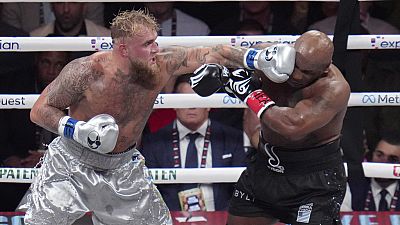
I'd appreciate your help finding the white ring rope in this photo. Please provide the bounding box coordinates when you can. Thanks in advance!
[0,162,399,184]
[0,0,380,3]
[0,35,398,52]
[0,92,399,109]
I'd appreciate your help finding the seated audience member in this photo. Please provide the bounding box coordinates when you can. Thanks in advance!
[341,132,400,211]
[144,2,210,36]
[141,74,247,211]
[211,1,299,35]
[309,2,399,34]
[30,3,109,60]
[1,2,104,33]
[30,2,109,37]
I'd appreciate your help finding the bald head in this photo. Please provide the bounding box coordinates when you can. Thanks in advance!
[295,30,334,73]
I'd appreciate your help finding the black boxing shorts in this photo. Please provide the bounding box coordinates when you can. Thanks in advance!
[228,137,346,225]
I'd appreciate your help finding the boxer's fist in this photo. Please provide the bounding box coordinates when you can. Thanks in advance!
[58,114,119,153]
[190,63,230,97]
[226,68,275,118]
[243,44,295,83]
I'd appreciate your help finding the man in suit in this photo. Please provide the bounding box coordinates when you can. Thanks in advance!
[341,132,400,211]
[141,74,247,211]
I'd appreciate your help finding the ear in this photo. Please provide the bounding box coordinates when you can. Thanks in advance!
[117,43,128,57]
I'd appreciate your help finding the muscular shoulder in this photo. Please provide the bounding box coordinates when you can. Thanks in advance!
[313,65,350,108]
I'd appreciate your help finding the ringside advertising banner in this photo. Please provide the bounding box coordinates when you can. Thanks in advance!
[1,212,400,225]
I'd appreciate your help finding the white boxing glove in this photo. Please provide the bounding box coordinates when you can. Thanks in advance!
[58,114,119,153]
[243,44,296,83]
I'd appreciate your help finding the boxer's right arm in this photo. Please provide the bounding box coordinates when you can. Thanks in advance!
[30,57,94,135]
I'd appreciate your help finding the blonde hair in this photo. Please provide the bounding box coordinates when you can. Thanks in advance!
[110,9,159,41]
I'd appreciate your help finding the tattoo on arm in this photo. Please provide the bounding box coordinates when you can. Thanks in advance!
[47,57,95,109]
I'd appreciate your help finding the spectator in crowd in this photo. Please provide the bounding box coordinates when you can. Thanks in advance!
[211,1,299,35]
[144,2,210,36]
[308,2,399,34]
[30,2,109,37]
[29,3,109,60]
[1,2,105,33]
[341,132,400,211]
[140,74,247,211]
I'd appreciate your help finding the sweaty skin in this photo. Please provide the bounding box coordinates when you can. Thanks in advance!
[30,27,246,153]
[258,31,350,148]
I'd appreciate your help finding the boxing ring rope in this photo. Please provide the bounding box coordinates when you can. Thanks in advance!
[1,92,400,109]
[1,34,399,186]
[1,162,400,184]
[0,0,380,2]
[0,35,399,51]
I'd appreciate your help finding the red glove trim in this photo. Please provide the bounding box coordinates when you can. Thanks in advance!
[244,90,275,118]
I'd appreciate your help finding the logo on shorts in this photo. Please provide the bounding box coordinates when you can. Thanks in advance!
[297,203,313,223]
[263,144,284,173]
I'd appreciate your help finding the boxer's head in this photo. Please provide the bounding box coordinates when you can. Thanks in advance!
[289,30,333,87]
[111,10,160,68]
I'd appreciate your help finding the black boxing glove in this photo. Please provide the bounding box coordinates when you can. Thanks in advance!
[225,68,275,118]
[190,63,230,97]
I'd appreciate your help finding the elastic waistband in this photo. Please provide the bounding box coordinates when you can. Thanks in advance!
[258,138,342,174]
[58,137,135,170]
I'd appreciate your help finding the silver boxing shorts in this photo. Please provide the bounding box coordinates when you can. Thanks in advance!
[24,136,172,225]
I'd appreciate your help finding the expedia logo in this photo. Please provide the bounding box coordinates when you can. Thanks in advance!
[362,95,376,103]
[91,37,113,50]
[370,36,400,49]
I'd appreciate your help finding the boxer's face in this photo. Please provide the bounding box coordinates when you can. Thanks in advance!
[175,83,210,131]
[123,27,159,68]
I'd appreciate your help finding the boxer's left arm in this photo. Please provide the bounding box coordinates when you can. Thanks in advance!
[158,44,295,84]
[157,45,246,77]
[30,57,94,134]
[261,71,351,141]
